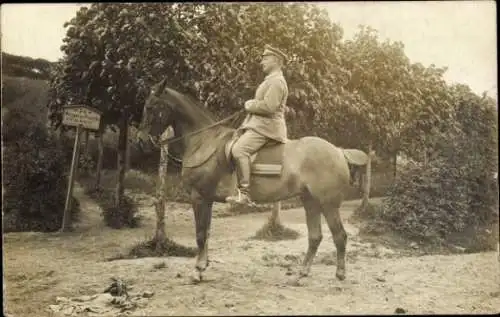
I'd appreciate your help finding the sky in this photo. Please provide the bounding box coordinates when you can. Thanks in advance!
[1,2,497,98]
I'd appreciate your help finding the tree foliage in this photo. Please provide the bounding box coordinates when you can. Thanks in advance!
[47,3,356,138]
[47,4,150,129]
[334,26,413,152]
[399,62,455,162]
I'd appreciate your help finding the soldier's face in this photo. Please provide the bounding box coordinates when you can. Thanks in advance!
[260,55,279,73]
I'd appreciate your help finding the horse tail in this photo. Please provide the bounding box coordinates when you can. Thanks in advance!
[341,149,369,186]
[341,149,369,166]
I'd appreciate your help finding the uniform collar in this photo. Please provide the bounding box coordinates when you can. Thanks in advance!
[265,69,283,80]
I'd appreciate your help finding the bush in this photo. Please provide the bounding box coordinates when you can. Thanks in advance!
[2,108,79,232]
[382,91,498,246]
[383,161,466,241]
[79,152,96,176]
[103,196,141,229]
[85,188,141,229]
[383,158,498,244]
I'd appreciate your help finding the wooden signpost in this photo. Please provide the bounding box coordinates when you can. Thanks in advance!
[60,105,102,232]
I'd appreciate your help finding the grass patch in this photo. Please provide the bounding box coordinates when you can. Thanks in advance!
[252,221,301,241]
[107,237,197,261]
[352,201,383,221]
[152,261,167,270]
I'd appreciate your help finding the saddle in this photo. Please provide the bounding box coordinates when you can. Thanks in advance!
[225,137,286,176]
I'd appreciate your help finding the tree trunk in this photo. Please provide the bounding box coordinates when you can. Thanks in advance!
[154,142,169,248]
[58,126,65,140]
[361,144,374,210]
[125,126,131,171]
[268,202,281,226]
[80,130,91,177]
[392,151,398,179]
[95,125,105,190]
[356,167,364,193]
[115,116,128,208]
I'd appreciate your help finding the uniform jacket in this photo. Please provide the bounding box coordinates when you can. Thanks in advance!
[240,70,288,143]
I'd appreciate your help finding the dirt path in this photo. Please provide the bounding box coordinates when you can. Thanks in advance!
[3,189,499,316]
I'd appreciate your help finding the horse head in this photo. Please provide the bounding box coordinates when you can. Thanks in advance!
[137,78,175,149]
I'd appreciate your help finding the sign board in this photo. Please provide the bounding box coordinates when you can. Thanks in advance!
[60,105,101,231]
[62,105,102,131]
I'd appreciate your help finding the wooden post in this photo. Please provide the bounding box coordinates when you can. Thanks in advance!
[268,202,281,226]
[154,142,169,248]
[361,145,375,210]
[154,126,175,247]
[61,125,82,232]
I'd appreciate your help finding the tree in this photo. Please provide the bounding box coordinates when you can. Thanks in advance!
[450,84,498,220]
[399,62,455,167]
[47,4,149,226]
[340,26,415,210]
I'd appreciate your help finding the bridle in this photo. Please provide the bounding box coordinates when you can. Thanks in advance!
[145,109,245,165]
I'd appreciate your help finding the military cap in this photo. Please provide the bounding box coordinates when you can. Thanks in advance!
[262,44,288,63]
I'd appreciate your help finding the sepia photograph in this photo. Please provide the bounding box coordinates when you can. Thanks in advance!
[2,1,498,316]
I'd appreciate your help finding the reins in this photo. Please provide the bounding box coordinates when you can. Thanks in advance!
[147,109,245,164]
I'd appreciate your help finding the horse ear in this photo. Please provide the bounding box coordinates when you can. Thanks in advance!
[155,77,168,96]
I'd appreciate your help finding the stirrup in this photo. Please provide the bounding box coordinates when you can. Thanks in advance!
[226,188,256,207]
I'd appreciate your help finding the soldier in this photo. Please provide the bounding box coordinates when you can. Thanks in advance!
[226,44,289,205]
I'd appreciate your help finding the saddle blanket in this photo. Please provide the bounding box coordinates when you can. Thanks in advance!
[225,138,286,176]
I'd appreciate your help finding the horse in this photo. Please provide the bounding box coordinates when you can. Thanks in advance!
[137,78,369,282]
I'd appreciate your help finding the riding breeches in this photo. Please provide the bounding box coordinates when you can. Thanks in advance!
[231,129,269,159]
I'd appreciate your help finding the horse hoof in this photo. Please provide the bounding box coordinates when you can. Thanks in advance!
[195,263,207,272]
[287,276,304,287]
[336,270,346,281]
[190,271,202,284]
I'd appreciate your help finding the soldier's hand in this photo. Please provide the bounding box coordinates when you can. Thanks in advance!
[244,100,255,111]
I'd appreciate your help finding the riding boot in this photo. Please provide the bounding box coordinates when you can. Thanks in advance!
[226,156,254,205]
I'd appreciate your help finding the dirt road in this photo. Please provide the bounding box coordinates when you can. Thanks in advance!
[3,187,499,316]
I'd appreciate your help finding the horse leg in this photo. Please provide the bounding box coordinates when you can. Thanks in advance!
[321,201,347,281]
[191,190,213,281]
[299,192,323,277]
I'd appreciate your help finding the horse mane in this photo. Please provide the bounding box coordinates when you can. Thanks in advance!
[152,82,235,167]
[161,86,218,127]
